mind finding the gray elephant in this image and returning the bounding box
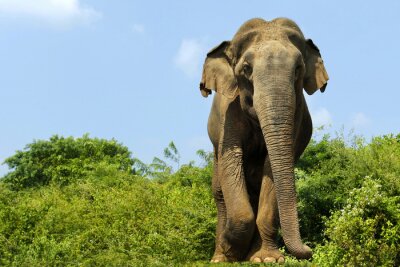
[199,18,329,263]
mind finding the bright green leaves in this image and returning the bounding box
[313,178,400,267]
[1,133,399,266]
[296,134,400,267]
[2,134,133,190]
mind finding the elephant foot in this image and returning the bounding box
[210,253,228,263]
[210,243,243,262]
[247,246,284,264]
[210,243,230,263]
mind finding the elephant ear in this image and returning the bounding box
[303,39,329,95]
[199,41,238,99]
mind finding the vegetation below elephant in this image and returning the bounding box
[0,133,399,266]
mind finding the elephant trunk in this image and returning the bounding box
[253,65,312,259]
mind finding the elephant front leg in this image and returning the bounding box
[247,158,285,263]
[215,146,255,262]
[210,158,228,263]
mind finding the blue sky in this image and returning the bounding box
[1,0,400,174]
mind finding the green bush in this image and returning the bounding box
[296,134,400,245]
[296,134,353,243]
[2,134,133,189]
[296,135,338,173]
[0,166,216,266]
[1,133,399,266]
[313,177,399,267]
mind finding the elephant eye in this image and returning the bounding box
[242,63,253,78]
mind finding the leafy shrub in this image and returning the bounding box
[132,142,180,181]
[350,134,400,197]
[296,134,353,243]
[313,177,399,267]
[296,135,337,173]
[2,134,133,189]
[1,133,400,266]
[296,133,400,245]
[0,166,216,266]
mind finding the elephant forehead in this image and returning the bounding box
[232,31,295,58]
[233,27,285,43]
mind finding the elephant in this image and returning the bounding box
[198,18,329,263]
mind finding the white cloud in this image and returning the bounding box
[131,23,145,34]
[312,107,333,127]
[0,0,101,26]
[174,38,205,78]
[352,112,370,128]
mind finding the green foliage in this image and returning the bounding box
[2,134,133,189]
[296,134,352,243]
[165,161,212,189]
[163,141,180,166]
[196,149,214,167]
[296,135,336,173]
[296,133,400,266]
[1,133,399,266]
[132,141,184,181]
[296,133,400,248]
[0,163,215,266]
[313,177,399,267]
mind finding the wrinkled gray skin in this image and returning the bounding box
[199,18,329,263]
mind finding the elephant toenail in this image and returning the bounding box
[253,257,262,263]
[264,257,277,263]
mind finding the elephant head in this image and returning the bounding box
[200,18,328,259]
